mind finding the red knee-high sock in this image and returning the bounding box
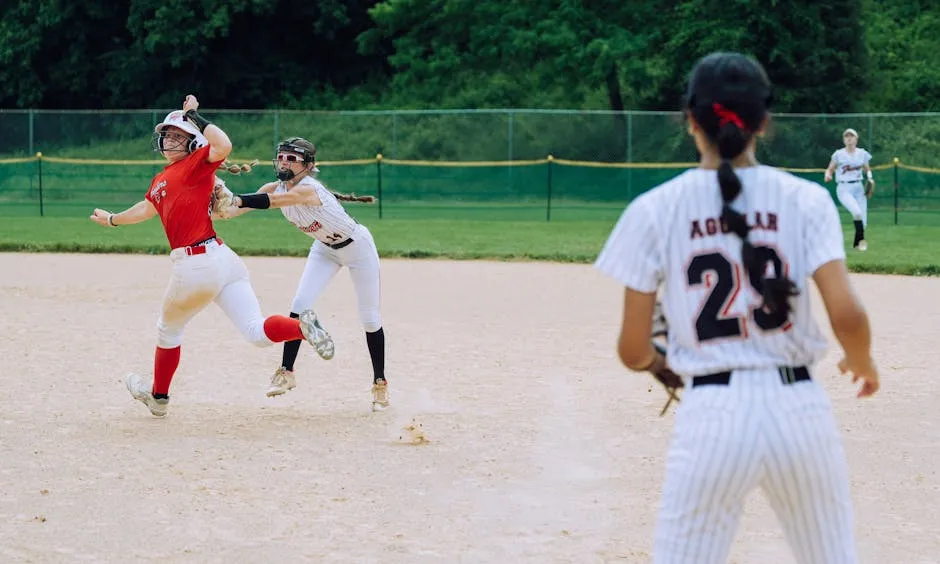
[153,346,181,396]
[263,316,304,343]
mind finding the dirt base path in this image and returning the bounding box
[0,253,936,563]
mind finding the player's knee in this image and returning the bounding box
[361,312,382,333]
[291,298,311,315]
[244,321,273,348]
[156,319,184,348]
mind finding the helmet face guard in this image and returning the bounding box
[151,130,198,154]
[273,137,319,180]
[152,110,207,155]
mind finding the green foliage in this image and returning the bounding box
[862,0,940,111]
[651,0,869,112]
[0,0,936,113]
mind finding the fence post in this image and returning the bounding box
[28,109,34,156]
[893,157,899,226]
[508,110,514,161]
[546,155,554,222]
[36,152,44,217]
[376,153,383,220]
[508,111,514,196]
[392,113,398,159]
[627,112,633,198]
[273,110,280,148]
[28,110,35,197]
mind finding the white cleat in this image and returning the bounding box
[299,309,335,360]
[371,379,390,412]
[125,372,168,417]
[857,239,868,251]
[266,366,296,397]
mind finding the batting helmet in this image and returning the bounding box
[152,110,208,154]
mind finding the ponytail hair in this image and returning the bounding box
[220,159,260,175]
[715,121,798,317]
[331,190,376,203]
[686,53,797,317]
[320,180,377,203]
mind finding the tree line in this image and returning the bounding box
[0,0,936,113]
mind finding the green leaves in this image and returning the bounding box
[0,0,934,113]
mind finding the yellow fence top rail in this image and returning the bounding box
[2,154,938,174]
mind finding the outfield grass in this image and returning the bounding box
[0,214,938,275]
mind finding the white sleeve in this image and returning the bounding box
[804,186,846,275]
[830,150,840,164]
[593,194,663,292]
[863,149,872,164]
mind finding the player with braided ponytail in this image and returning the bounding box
[709,102,800,319]
[595,52,878,562]
[220,137,390,412]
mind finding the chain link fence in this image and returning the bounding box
[1,109,939,222]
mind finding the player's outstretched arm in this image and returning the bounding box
[232,182,321,210]
[181,94,232,164]
[813,259,880,397]
[90,200,157,227]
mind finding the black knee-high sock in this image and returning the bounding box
[366,328,385,383]
[281,312,303,371]
[853,220,864,246]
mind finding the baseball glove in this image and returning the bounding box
[210,177,236,218]
[865,179,875,199]
[650,300,684,416]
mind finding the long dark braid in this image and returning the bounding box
[689,53,798,317]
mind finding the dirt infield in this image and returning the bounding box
[0,252,937,563]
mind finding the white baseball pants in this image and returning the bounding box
[653,367,857,564]
[836,181,868,227]
[157,241,273,348]
[290,224,382,332]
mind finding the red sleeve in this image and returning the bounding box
[183,145,223,184]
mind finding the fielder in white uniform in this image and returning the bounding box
[224,137,389,411]
[825,128,874,250]
[595,53,880,564]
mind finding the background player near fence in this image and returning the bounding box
[221,137,389,412]
[89,96,335,417]
[594,53,880,564]
[825,128,875,251]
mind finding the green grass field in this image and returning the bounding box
[1,214,939,275]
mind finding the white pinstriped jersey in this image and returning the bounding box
[275,177,358,245]
[831,148,871,183]
[595,165,845,377]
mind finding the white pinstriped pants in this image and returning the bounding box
[290,224,382,332]
[836,180,868,227]
[654,368,857,564]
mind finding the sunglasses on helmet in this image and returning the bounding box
[276,153,305,163]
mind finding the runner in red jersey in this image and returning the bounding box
[89,94,335,417]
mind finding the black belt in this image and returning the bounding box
[692,366,811,388]
[188,236,218,247]
[326,238,354,250]
[838,180,862,184]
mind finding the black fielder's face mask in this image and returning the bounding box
[273,151,306,181]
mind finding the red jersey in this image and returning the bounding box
[145,145,222,249]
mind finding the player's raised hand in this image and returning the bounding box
[90,208,114,227]
[183,94,199,112]
[838,357,880,398]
